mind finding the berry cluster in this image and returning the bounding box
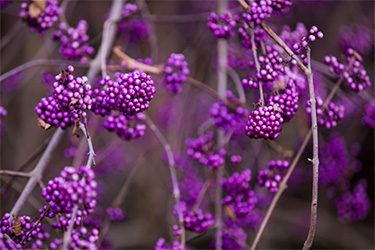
[41,166,97,228]
[237,26,266,49]
[186,132,226,169]
[106,207,126,221]
[325,48,371,91]
[213,220,247,250]
[46,227,99,249]
[122,3,137,18]
[275,22,307,52]
[155,238,183,250]
[19,0,61,35]
[118,20,150,44]
[242,46,284,89]
[230,155,242,164]
[52,20,95,64]
[306,96,344,128]
[270,0,293,12]
[241,1,273,26]
[222,169,257,218]
[336,180,371,222]
[35,66,93,129]
[0,213,42,246]
[266,79,299,122]
[291,26,324,64]
[363,100,375,128]
[257,160,289,192]
[207,11,238,39]
[176,202,214,233]
[245,105,284,140]
[104,112,146,141]
[319,134,350,185]
[95,72,156,116]
[163,53,190,94]
[210,90,248,134]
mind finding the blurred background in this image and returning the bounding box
[0,0,374,249]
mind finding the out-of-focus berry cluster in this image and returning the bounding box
[52,20,95,64]
[222,169,257,218]
[163,53,189,94]
[207,11,239,39]
[176,202,214,233]
[257,160,289,192]
[35,66,92,129]
[210,90,248,134]
[19,0,61,35]
[122,3,137,17]
[186,132,226,169]
[363,100,375,128]
[104,112,146,141]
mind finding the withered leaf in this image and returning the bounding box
[224,205,237,222]
[11,215,22,236]
[60,70,70,81]
[38,117,51,130]
[28,3,42,18]
[72,118,80,138]
[32,0,46,11]
[69,98,79,106]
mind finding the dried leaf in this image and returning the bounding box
[32,0,46,11]
[38,117,51,130]
[69,98,79,106]
[224,205,237,222]
[72,118,80,138]
[28,3,42,18]
[60,70,70,80]
[11,215,22,236]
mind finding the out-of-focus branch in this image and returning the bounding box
[145,115,186,250]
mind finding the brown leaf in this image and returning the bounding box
[60,70,70,81]
[32,0,46,11]
[38,118,51,130]
[224,205,237,222]
[28,3,42,18]
[69,98,79,106]
[11,215,22,236]
[72,118,80,137]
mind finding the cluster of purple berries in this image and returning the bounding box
[324,48,371,91]
[306,96,344,129]
[0,213,42,246]
[163,53,190,94]
[91,72,156,116]
[241,0,273,26]
[266,79,299,122]
[275,22,307,52]
[155,238,183,250]
[106,207,126,221]
[207,11,238,39]
[338,23,373,55]
[242,46,284,89]
[237,26,266,49]
[214,220,247,250]
[257,160,289,192]
[177,202,214,233]
[104,112,146,141]
[40,166,97,227]
[222,169,257,218]
[122,3,137,17]
[52,20,95,64]
[19,0,61,35]
[291,26,323,64]
[186,132,226,169]
[210,90,248,133]
[35,66,93,129]
[245,105,284,140]
[336,180,371,222]
[363,100,375,128]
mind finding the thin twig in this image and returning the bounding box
[80,117,96,168]
[145,115,186,250]
[62,205,78,249]
[249,25,264,106]
[0,170,31,178]
[227,66,246,103]
[302,47,319,250]
[192,171,214,213]
[0,59,87,82]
